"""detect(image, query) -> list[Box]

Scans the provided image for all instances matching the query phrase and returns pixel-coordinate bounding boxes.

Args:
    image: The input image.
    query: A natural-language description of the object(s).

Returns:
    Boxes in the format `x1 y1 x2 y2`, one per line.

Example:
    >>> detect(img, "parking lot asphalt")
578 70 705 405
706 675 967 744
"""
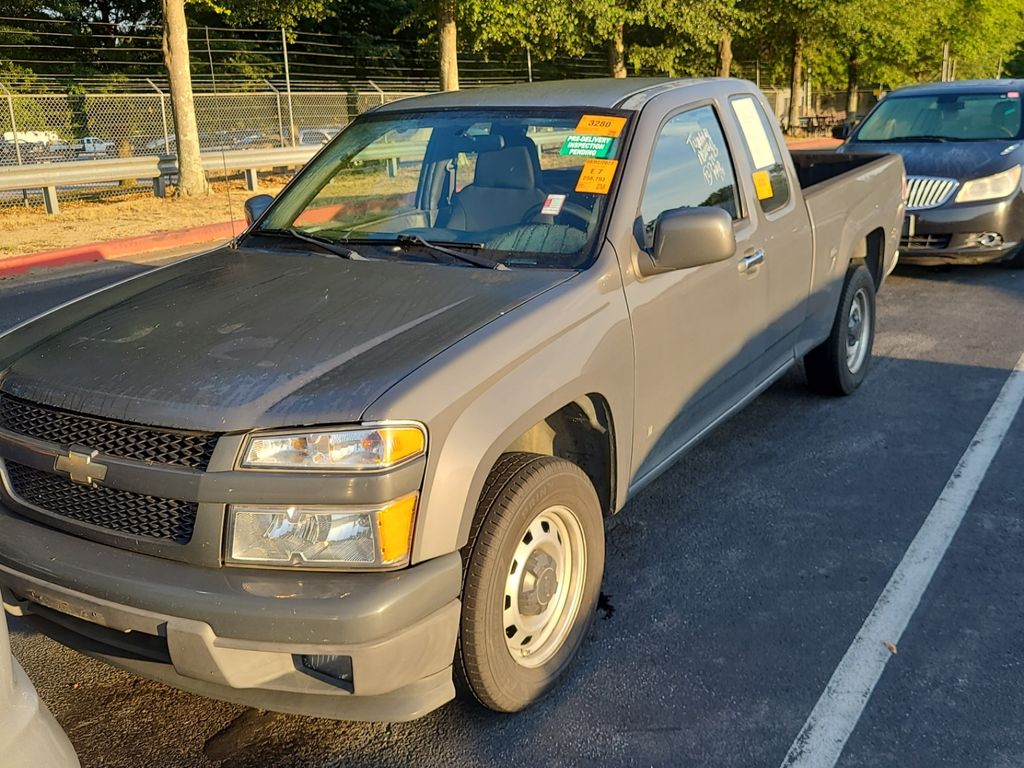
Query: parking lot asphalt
1 259 1023 768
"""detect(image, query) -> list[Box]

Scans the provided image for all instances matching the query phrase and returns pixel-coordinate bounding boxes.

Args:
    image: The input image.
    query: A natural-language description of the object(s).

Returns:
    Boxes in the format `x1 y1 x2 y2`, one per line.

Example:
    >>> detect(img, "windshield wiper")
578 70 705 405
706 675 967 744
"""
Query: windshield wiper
368 234 508 270
255 228 367 260
869 135 951 143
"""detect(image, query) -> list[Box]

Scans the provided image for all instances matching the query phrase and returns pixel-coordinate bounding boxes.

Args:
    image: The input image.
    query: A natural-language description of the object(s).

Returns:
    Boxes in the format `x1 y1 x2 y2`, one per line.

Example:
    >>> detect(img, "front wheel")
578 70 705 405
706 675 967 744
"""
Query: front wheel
456 453 605 713
804 265 876 396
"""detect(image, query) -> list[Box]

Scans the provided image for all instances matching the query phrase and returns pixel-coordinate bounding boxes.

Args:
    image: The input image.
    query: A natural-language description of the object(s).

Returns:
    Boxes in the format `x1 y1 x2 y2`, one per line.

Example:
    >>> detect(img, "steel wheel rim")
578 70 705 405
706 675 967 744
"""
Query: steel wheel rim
502 504 587 669
846 287 871 374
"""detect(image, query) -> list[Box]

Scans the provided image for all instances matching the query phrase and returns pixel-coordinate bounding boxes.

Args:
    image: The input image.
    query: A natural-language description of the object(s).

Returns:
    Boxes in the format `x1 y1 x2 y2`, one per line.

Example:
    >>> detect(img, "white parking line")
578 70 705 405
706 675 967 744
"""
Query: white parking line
781 349 1024 768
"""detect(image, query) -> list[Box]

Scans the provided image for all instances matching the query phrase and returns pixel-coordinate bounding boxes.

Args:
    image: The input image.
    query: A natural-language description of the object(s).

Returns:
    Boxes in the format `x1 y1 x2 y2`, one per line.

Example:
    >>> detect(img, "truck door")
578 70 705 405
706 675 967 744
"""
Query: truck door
624 103 770 482
728 95 813 365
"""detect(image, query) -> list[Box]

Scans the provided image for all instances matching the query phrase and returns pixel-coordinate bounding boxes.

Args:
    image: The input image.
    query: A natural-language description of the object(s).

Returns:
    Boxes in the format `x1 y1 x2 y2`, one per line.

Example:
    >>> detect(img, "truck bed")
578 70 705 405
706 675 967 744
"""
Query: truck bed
789 151 893 190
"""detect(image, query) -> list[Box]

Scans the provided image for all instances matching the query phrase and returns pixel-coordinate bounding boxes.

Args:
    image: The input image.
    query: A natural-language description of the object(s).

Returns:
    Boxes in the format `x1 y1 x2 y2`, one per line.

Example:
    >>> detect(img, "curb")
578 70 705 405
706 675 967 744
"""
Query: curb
0 218 246 277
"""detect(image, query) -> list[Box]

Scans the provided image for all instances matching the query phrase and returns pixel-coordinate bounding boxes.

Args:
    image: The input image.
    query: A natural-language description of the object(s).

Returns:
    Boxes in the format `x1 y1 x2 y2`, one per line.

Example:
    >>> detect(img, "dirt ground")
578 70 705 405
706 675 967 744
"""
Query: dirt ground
0 178 287 257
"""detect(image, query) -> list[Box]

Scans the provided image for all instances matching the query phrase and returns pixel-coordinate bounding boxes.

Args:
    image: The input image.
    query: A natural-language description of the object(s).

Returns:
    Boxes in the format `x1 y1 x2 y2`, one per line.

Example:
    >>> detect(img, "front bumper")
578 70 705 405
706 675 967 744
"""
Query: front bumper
0 504 462 721
899 194 1024 265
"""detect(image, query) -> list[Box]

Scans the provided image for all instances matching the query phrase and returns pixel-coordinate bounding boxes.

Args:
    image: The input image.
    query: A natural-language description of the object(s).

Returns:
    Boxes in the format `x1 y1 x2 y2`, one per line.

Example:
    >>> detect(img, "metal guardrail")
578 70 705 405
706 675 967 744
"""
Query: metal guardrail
0 130 577 215
0 145 318 214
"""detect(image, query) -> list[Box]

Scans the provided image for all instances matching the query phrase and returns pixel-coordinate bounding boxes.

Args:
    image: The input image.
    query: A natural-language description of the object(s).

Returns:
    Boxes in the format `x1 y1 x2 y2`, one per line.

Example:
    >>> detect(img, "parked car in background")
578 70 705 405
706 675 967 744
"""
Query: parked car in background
0 614 79 768
840 79 1024 267
0 78 903 723
299 128 341 146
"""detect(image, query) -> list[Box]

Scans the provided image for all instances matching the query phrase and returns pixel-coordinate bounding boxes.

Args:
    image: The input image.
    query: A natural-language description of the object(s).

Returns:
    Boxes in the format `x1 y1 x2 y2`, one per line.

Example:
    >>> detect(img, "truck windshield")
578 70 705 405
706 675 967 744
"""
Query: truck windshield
855 92 1023 142
255 109 629 269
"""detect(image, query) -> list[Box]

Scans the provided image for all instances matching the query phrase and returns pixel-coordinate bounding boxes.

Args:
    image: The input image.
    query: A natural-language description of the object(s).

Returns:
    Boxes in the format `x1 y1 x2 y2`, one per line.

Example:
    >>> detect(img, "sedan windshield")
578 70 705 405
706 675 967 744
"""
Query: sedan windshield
254 108 629 269
855 92 1023 142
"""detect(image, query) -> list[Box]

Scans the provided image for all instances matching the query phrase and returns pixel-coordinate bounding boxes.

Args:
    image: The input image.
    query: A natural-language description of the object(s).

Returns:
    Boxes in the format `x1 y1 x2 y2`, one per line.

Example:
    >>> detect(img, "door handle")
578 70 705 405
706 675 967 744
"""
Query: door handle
738 249 765 274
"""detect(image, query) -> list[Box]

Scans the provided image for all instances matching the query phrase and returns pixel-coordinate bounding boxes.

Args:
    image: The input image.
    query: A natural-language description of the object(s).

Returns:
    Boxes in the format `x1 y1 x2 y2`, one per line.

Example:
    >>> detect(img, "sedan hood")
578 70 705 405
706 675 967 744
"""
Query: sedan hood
0 248 570 432
842 139 1021 180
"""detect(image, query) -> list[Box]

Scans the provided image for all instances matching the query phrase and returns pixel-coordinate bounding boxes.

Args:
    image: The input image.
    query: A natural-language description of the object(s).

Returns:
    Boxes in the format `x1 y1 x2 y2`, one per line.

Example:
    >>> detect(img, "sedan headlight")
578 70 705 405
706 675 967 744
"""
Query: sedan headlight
227 494 417 568
241 425 425 470
955 165 1022 203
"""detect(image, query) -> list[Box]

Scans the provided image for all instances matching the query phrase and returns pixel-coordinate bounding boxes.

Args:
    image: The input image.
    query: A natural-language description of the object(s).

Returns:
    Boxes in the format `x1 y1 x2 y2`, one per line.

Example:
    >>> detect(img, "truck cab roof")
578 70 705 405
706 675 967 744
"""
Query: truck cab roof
372 77 732 113
887 79 1024 98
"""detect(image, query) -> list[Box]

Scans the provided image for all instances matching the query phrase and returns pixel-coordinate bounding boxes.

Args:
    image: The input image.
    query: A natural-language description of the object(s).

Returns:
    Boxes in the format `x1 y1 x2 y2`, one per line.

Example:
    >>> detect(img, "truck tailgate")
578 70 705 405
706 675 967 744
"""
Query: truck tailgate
793 151 905 340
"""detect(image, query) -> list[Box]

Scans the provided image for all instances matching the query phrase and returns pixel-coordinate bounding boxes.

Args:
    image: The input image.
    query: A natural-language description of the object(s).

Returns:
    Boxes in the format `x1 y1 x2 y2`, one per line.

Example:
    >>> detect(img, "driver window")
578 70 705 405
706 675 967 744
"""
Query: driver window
639 106 739 249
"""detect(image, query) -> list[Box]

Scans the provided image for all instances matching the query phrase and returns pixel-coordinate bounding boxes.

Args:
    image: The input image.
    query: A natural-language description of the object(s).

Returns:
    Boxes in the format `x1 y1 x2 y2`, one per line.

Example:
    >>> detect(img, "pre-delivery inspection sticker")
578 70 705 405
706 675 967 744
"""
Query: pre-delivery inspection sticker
561 134 614 158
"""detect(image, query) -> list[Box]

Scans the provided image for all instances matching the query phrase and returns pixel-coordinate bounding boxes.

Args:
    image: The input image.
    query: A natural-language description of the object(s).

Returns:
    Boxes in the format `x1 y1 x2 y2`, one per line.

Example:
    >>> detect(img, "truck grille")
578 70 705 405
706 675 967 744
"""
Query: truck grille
3 461 198 544
906 176 958 211
0 395 219 471
901 233 952 250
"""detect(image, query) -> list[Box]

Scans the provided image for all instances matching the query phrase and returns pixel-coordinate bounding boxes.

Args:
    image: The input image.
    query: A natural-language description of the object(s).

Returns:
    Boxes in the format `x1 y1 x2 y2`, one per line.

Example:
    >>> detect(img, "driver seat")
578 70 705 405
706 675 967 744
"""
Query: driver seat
443 145 547 232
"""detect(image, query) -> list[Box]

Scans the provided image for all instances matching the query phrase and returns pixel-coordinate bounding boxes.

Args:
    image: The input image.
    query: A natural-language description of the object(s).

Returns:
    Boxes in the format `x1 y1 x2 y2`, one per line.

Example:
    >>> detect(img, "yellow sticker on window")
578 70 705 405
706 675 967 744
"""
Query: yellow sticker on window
576 158 619 194
753 169 774 200
575 115 627 138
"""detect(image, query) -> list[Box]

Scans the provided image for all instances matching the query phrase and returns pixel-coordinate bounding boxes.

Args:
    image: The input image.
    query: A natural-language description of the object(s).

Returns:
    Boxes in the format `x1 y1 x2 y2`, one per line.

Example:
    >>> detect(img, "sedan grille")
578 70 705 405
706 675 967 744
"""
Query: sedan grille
900 233 952 250
0 395 219 470
906 176 958 211
3 461 198 544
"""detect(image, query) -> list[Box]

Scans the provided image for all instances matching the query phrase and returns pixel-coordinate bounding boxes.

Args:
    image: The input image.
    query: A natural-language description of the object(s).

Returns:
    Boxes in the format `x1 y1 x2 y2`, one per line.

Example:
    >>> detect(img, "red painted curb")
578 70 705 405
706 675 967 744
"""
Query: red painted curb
0 217 246 277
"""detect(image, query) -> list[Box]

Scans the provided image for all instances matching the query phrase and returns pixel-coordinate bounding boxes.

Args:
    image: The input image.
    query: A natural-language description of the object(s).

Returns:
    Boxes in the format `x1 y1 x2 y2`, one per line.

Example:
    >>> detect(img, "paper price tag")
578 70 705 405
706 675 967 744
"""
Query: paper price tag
574 115 627 138
541 194 566 215
575 159 619 195
752 169 774 200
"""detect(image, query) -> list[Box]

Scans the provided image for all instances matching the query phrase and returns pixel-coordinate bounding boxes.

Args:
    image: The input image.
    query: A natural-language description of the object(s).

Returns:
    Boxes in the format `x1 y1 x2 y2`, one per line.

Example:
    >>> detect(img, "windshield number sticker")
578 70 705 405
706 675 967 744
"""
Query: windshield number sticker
752 170 774 200
575 115 627 138
541 194 567 215
561 134 614 158
576 159 619 194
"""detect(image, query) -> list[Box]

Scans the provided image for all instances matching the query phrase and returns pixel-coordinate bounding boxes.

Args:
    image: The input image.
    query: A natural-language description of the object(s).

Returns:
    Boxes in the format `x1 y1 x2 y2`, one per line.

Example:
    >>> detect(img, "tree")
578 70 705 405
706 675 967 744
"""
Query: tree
438 0 459 89
162 0 207 196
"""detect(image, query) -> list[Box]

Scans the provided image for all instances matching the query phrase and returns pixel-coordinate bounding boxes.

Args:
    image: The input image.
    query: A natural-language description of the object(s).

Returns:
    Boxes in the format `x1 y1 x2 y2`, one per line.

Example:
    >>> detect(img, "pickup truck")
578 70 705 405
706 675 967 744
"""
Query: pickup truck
49 136 113 159
0 78 904 722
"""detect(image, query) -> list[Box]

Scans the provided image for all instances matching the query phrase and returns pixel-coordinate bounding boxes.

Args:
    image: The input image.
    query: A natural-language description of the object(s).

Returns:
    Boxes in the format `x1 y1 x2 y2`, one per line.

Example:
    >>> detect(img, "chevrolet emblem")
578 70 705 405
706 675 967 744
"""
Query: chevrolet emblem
54 449 107 486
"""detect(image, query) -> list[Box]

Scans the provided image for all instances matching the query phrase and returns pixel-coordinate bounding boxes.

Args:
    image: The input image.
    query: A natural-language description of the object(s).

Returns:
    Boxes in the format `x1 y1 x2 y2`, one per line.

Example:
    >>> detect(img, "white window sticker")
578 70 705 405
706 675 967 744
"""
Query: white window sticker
541 193 566 215
732 97 778 170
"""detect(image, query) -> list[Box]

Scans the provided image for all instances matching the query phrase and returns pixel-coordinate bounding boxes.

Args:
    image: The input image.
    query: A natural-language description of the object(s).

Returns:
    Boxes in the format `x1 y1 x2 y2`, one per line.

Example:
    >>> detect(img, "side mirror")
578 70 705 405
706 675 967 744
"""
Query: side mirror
244 194 274 225
639 207 736 276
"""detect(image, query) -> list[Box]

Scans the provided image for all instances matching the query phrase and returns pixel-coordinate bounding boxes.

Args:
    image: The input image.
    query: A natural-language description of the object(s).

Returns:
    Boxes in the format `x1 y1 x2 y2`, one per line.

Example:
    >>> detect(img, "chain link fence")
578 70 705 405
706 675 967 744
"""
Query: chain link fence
0 82 882 211
0 84 428 209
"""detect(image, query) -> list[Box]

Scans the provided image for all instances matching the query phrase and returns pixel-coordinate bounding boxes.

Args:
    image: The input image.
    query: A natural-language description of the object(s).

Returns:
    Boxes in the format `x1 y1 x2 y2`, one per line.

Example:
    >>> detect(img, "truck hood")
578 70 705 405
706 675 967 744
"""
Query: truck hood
841 139 1021 180
0 247 571 432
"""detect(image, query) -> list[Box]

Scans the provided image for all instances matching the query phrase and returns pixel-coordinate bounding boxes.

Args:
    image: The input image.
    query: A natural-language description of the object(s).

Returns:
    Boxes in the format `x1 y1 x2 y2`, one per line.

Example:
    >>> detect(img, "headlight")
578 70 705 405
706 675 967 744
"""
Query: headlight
227 494 417 568
955 165 1022 203
241 425 425 470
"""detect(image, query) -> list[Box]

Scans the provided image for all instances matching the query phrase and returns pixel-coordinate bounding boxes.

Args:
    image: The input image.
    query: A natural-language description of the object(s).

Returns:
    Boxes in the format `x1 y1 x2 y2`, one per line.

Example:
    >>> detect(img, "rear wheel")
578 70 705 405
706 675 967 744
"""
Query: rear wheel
804 265 876 396
456 453 605 712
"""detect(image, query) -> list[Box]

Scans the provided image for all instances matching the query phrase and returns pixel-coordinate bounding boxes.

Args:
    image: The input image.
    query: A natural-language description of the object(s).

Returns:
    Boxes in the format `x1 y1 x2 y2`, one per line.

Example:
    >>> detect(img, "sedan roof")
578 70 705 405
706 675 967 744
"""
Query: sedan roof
888 79 1024 98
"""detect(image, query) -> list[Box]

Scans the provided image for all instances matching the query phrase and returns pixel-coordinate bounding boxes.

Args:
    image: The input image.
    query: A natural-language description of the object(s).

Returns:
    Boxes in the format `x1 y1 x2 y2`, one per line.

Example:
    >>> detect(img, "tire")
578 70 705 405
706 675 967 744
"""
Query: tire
804 265 876 396
999 245 1024 269
456 452 605 713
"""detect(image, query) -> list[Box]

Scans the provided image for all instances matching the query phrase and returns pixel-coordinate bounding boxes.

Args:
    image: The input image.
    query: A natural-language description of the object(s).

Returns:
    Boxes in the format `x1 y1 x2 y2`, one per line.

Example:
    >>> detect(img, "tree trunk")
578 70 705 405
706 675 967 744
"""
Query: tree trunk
117 137 135 188
162 0 206 197
846 54 860 117
608 23 627 78
716 29 733 78
438 0 459 91
787 31 804 136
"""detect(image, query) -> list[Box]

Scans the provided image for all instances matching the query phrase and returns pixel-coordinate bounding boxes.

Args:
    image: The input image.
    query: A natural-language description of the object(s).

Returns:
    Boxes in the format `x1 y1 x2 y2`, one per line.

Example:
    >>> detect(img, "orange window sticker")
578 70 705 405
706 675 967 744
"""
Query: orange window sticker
752 169 774 200
576 159 619 194
575 114 627 138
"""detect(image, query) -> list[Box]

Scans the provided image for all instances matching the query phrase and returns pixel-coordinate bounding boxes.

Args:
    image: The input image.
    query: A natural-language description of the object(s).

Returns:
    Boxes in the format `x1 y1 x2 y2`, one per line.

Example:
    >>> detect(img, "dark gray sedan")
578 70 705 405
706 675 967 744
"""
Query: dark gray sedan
841 79 1024 267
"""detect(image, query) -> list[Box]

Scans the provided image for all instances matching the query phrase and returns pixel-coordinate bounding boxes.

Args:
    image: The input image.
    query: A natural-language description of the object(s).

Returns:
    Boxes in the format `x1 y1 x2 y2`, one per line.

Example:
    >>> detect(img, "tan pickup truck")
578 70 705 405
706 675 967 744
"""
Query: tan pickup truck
0 78 905 722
